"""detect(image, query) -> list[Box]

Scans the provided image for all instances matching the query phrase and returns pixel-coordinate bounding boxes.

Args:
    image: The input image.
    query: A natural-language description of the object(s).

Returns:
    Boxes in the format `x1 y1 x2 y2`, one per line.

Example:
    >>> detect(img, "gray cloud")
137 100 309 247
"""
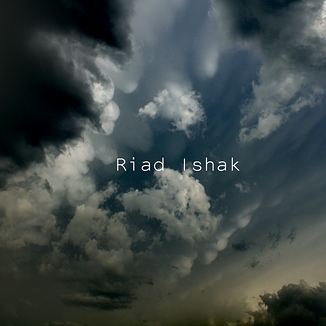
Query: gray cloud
0 0 134 184
251 280 326 326
61 292 135 311
214 0 326 142
121 168 221 244
2 1 324 324
235 182 251 193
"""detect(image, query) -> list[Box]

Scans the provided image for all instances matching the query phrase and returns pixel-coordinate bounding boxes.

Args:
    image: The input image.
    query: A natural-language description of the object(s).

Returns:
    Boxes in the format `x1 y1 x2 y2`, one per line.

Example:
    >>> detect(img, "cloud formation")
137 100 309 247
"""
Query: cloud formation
0 0 133 183
214 0 326 142
121 168 221 244
138 89 205 138
251 280 326 326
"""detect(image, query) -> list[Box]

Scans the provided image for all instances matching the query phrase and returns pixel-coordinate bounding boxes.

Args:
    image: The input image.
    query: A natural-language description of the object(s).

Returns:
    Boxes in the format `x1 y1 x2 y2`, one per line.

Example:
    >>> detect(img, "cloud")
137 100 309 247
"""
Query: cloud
0 0 133 183
60 184 133 275
61 292 135 311
235 182 251 193
232 203 260 229
251 280 326 326
138 89 205 138
0 173 58 249
120 168 221 244
0 155 137 307
193 6 220 79
214 0 326 142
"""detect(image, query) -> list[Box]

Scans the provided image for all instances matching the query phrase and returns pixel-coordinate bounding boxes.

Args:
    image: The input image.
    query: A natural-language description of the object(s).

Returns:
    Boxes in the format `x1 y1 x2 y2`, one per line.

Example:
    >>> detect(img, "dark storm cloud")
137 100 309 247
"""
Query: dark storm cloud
251 280 326 326
0 0 133 182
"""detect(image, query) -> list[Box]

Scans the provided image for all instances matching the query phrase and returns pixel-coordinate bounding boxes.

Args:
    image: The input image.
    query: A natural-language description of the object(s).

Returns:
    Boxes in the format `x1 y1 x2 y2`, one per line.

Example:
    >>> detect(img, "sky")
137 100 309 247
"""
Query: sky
1 0 326 325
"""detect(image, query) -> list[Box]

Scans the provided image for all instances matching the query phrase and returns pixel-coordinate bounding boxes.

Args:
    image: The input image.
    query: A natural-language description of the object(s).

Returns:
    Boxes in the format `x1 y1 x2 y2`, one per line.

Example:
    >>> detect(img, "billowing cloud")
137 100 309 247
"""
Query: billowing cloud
138 89 205 137
214 0 326 142
121 168 221 244
0 0 133 183
60 185 133 275
251 280 326 326
0 174 57 249
2 1 326 324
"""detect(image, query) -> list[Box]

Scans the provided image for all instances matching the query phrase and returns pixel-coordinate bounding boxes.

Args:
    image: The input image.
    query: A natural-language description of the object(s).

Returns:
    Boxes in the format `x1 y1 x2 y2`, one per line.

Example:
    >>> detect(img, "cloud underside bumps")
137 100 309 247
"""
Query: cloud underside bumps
214 0 326 142
0 0 132 182
1 0 326 323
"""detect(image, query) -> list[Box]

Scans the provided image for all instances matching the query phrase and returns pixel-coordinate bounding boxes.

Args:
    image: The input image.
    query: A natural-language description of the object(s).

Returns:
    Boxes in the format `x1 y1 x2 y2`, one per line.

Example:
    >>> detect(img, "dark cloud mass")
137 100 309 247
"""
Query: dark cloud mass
251 281 326 326
0 0 132 182
2 0 326 325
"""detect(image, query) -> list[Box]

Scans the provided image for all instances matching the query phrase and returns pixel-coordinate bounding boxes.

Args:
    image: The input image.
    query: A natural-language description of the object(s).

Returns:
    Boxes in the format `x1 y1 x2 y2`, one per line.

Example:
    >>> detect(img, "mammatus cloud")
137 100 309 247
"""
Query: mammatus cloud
214 0 326 142
138 89 205 138
0 0 133 184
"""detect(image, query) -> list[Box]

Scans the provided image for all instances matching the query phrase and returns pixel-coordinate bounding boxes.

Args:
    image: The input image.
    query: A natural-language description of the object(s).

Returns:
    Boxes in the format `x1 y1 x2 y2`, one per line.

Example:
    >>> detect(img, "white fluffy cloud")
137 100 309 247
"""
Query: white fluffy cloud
138 89 205 137
120 168 221 244
0 175 57 249
239 67 323 143
61 184 133 275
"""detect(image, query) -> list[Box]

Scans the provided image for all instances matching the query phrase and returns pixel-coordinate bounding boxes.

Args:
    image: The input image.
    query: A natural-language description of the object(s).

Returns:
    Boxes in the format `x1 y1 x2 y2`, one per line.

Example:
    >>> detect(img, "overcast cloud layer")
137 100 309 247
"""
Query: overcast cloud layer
2 0 326 325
